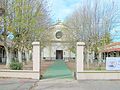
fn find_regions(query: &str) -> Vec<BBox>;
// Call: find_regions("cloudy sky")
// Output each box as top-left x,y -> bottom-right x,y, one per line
48,0 -> 81,21
49,0 -> 120,21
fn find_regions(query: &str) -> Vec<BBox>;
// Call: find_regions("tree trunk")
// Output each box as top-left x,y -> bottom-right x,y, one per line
29,50 -> 32,61
18,50 -> 22,63
25,50 -> 29,62
86,51 -> 90,69
4,47 -> 12,66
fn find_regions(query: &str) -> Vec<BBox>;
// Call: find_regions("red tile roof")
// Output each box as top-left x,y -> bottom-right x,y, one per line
100,42 -> 120,52
102,48 -> 120,52
105,42 -> 120,48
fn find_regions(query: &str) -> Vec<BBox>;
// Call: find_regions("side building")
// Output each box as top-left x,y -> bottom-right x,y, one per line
100,42 -> 120,60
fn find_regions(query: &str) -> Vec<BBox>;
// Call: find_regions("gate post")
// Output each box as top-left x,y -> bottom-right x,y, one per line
32,42 -> 40,73
76,42 -> 85,78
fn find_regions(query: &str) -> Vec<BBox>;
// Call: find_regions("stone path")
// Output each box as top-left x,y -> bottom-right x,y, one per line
43,60 -> 73,79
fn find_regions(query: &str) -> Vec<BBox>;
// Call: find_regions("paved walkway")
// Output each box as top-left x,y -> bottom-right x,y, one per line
43,60 -> 73,79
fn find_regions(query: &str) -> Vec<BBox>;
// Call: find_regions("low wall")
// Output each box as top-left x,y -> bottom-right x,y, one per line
76,71 -> 120,80
0,70 -> 40,80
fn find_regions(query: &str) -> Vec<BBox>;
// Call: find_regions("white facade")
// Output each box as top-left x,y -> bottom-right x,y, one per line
42,21 -> 75,60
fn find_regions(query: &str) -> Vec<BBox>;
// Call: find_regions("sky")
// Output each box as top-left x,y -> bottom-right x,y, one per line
48,0 -> 120,22
48,0 -> 120,42
48,0 -> 81,22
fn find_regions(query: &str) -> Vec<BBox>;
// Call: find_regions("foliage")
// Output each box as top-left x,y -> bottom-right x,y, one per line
9,60 -> 23,70
100,33 -> 112,47
95,67 -> 102,71
0,0 -> 51,65
69,47 -> 76,53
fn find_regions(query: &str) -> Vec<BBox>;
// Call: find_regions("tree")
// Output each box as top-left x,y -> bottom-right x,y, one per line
0,0 -> 51,65
11,0 -> 51,63
0,0 -> 13,66
65,0 -> 120,68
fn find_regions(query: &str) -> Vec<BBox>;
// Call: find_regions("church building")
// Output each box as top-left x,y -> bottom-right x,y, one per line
41,20 -> 75,61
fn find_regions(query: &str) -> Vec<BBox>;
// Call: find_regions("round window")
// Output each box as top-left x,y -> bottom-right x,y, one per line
56,31 -> 63,39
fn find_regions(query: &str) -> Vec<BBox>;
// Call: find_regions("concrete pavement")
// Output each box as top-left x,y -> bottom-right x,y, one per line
32,78 -> 120,90
0,78 -> 38,90
0,78 -> 120,90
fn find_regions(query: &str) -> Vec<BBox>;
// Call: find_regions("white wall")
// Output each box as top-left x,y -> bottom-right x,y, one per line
76,71 -> 120,80
42,43 -> 75,60
43,47 -> 50,58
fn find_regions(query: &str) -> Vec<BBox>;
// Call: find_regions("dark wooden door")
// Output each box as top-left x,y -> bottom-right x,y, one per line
56,50 -> 63,59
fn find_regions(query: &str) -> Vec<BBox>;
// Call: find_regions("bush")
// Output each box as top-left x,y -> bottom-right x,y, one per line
95,67 -> 102,71
9,61 -> 23,70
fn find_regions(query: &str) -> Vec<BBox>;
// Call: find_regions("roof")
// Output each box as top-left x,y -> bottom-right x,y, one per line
105,42 -> 120,48
102,48 -> 120,52
101,42 -> 120,52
